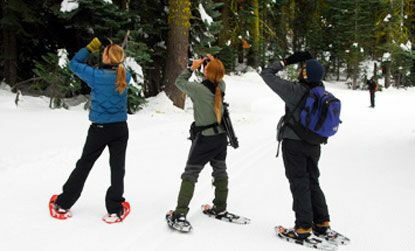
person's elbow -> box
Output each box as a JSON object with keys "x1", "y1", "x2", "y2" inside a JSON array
[{"x1": 68, "y1": 59, "x2": 77, "y2": 74}]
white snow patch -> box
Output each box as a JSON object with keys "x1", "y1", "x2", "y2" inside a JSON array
[
  {"x1": 60, "y1": 0, "x2": 79, "y2": 12},
  {"x1": 383, "y1": 52, "x2": 391, "y2": 61},
  {"x1": 57, "y1": 49, "x2": 69, "y2": 69},
  {"x1": 125, "y1": 57, "x2": 144, "y2": 86},
  {"x1": 156, "y1": 41, "x2": 167, "y2": 49},
  {"x1": 384, "y1": 13, "x2": 392, "y2": 22},
  {"x1": 0, "y1": 81, "x2": 11, "y2": 91},
  {"x1": 400, "y1": 41, "x2": 412, "y2": 52},
  {"x1": 199, "y1": 3, "x2": 213, "y2": 25}
]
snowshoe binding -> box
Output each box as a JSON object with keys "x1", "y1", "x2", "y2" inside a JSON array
[
  {"x1": 275, "y1": 225, "x2": 338, "y2": 251},
  {"x1": 201, "y1": 204, "x2": 250, "y2": 224},
  {"x1": 313, "y1": 223, "x2": 350, "y2": 246},
  {"x1": 49, "y1": 194, "x2": 72, "y2": 220},
  {"x1": 102, "y1": 201, "x2": 131, "y2": 224},
  {"x1": 165, "y1": 210, "x2": 192, "y2": 233}
]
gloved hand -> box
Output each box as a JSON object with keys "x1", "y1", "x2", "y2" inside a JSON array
[
  {"x1": 86, "y1": 37, "x2": 102, "y2": 53},
  {"x1": 283, "y1": 51, "x2": 313, "y2": 66}
]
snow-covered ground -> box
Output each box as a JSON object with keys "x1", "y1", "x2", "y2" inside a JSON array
[{"x1": 1, "y1": 73, "x2": 414, "y2": 251}]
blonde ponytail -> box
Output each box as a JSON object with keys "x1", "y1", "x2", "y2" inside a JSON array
[
  {"x1": 116, "y1": 64, "x2": 127, "y2": 94},
  {"x1": 101, "y1": 44, "x2": 127, "y2": 94}
]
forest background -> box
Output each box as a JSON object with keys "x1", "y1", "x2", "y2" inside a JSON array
[{"x1": 1, "y1": 0, "x2": 414, "y2": 110}]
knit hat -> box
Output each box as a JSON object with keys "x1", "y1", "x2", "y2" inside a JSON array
[{"x1": 304, "y1": 59, "x2": 325, "y2": 83}]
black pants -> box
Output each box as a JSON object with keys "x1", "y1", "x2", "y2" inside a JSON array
[
  {"x1": 282, "y1": 139, "x2": 330, "y2": 229},
  {"x1": 181, "y1": 133, "x2": 228, "y2": 183},
  {"x1": 370, "y1": 91, "x2": 375, "y2": 107},
  {"x1": 56, "y1": 122, "x2": 128, "y2": 214}
]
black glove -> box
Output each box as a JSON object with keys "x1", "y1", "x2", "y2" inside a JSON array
[
  {"x1": 98, "y1": 36, "x2": 113, "y2": 47},
  {"x1": 283, "y1": 52, "x2": 313, "y2": 65}
]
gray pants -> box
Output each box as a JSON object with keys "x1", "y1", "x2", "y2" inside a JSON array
[{"x1": 181, "y1": 133, "x2": 228, "y2": 183}]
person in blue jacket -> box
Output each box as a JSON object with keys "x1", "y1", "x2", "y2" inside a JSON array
[{"x1": 49, "y1": 37, "x2": 132, "y2": 224}]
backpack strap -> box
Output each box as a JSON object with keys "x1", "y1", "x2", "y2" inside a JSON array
[
  {"x1": 188, "y1": 80, "x2": 224, "y2": 138},
  {"x1": 283, "y1": 89, "x2": 309, "y2": 125},
  {"x1": 201, "y1": 80, "x2": 225, "y2": 97},
  {"x1": 275, "y1": 87, "x2": 309, "y2": 157}
]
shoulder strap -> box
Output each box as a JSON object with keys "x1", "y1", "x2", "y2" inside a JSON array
[
  {"x1": 201, "y1": 80, "x2": 225, "y2": 97},
  {"x1": 283, "y1": 85, "x2": 310, "y2": 123}
]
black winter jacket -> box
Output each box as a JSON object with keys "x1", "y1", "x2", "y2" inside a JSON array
[{"x1": 260, "y1": 62, "x2": 308, "y2": 141}]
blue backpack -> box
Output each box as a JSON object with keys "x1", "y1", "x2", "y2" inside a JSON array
[
  {"x1": 299, "y1": 86, "x2": 341, "y2": 138},
  {"x1": 279, "y1": 85, "x2": 341, "y2": 146}
]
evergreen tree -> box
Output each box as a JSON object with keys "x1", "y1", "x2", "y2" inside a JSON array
[
  {"x1": 190, "y1": 0, "x2": 223, "y2": 57},
  {"x1": 1, "y1": 0, "x2": 42, "y2": 86},
  {"x1": 32, "y1": 52, "x2": 81, "y2": 108}
]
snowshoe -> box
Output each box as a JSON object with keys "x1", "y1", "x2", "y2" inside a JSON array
[
  {"x1": 313, "y1": 227, "x2": 350, "y2": 246},
  {"x1": 275, "y1": 225, "x2": 338, "y2": 251},
  {"x1": 165, "y1": 210, "x2": 192, "y2": 233},
  {"x1": 201, "y1": 204, "x2": 250, "y2": 224},
  {"x1": 102, "y1": 201, "x2": 131, "y2": 224},
  {"x1": 49, "y1": 194, "x2": 72, "y2": 220}
]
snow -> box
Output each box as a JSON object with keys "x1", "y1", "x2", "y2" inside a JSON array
[
  {"x1": 400, "y1": 41, "x2": 412, "y2": 52},
  {"x1": 125, "y1": 57, "x2": 144, "y2": 84},
  {"x1": 60, "y1": 0, "x2": 79, "y2": 12},
  {"x1": 61, "y1": 0, "x2": 111, "y2": 12},
  {"x1": 1, "y1": 73, "x2": 415, "y2": 250},
  {"x1": 58, "y1": 49, "x2": 69, "y2": 69},
  {"x1": 199, "y1": 3, "x2": 213, "y2": 25},
  {"x1": 361, "y1": 60, "x2": 382, "y2": 79},
  {"x1": 0, "y1": 81, "x2": 11, "y2": 91},
  {"x1": 382, "y1": 52, "x2": 391, "y2": 61}
]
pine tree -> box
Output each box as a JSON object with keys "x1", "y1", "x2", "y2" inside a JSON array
[
  {"x1": 1, "y1": 0, "x2": 41, "y2": 86},
  {"x1": 32, "y1": 52, "x2": 81, "y2": 109},
  {"x1": 190, "y1": 0, "x2": 223, "y2": 57}
]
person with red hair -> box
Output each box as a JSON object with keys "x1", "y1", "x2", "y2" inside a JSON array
[{"x1": 166, "y1": 55, "x2": 247, "y2": 232}]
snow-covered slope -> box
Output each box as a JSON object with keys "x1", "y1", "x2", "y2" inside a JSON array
[{"x1": 1, "y1": 73, "x2": 414, "y2": 251}]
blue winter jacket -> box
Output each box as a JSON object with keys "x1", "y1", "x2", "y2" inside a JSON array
[{"x1": 69, "y1": 48, "x2": 132, "y2": 124}]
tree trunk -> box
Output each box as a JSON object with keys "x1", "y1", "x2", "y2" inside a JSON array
[
  {"x1": 248, "y1": 0, "x2": 260, "y2": 68},
  {"x1": 352, "y1": 64, "x2": 358, "y2": 90},
  {"x1": 336, "y1": 57, "x2": 340, "y2": 81},
  {"x1": 164, "y1": 0, "x2": 191, "y2": 109},
  {"x1": 218, "y1": 0, "x2": 230, "y2": 47},
  {"x1": 2, "y1": 29, "x2": 17, "y2": 86},
  {"x1": 144, "y1": 56, "x2": 163, "y2": 97},
  {"x1": 384, "y1": 61, "x2": 391, "y2": 88},
  {"x1": 1, "y1": 1, "x2": 17, "y2": 87}
]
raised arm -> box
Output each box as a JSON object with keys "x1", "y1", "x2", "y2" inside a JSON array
[
  {"x1": 68, "y1": 48, "x2": 96, "y2": 88},
  {"x1": 175, "y1": 69, "x2": 201, "y2": 96},
  {"x1": 260, "y1": 62, "x2": 305, "y2": 106}
]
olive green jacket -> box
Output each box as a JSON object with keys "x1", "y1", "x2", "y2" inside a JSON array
[{"x1": 175, "y1": 69, "x2": 226, "y2": 136}]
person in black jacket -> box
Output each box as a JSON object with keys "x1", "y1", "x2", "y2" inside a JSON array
[
  {"x1": 367, "y1": 76, "x2": 378, "y2": 108},
  {"x1": 260, "y1": 52, "x2": 332, "y2": 241}
]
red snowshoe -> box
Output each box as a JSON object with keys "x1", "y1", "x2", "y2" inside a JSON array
[
  {"x1": 102, "y1": 201, "x2": 131, "y2": 224},
  {"x1": 49, "y1": 194, "x2": 72, "y2": 220}
]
